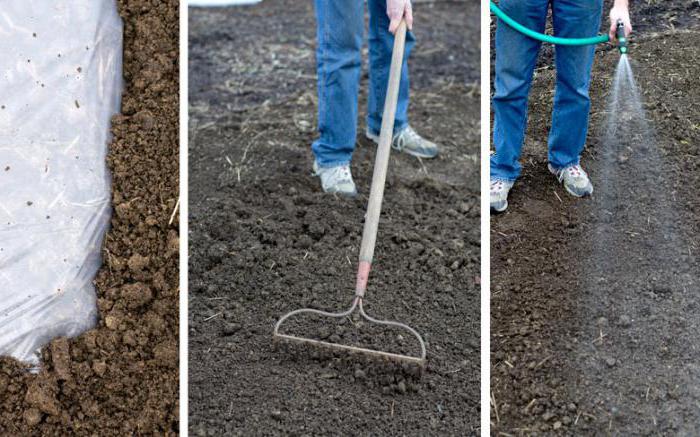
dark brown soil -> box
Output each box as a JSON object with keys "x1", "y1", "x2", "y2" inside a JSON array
[
  {"x1": 0, "y1": 1, "x2": 179, "y2": 435},
  {"x1": 491, "y1": 22, "x2": 700, "y2": 437},
  {"x1": 188, "y1": 0, "x2": 480, "y2": 435}
]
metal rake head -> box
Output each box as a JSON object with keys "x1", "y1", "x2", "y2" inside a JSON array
[{"x1": 273, "y1": 296, "x2": 426, "y2": 367}]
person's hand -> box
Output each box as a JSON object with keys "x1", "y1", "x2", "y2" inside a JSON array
[
  {"x1": 609, "y1": 6, "x2": 632, "y2": 42},
  {"x1": 387, "y1": 0, "x2": 413, "y2": 34}
]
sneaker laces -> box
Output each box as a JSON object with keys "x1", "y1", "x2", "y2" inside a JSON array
[
  {"x1": 567, "y1": 165, "x2": 583, "y2": 178},
  {"x1": 327, "y1": 164, "x2": 352, "y2": 183},
  {"x1": 490, "y1": 179, "x2": 505, "y2": 194},
  {"x1": 554, "y1": 164, "x2": 583, "y2": 182}
]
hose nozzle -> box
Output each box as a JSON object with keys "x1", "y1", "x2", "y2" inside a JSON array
[{"x1": 616, "y1": 19, "x2": 628, "y2": 55}]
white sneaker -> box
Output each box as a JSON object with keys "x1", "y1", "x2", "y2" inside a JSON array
[
  {"x1": 366, "y1": 125, "x2": 439, "y2": 159},
  {"x1": 490, "y1": 178, "x2": 514, "y2": 213},
  {"x1": 312, "y1": 161, "x2": 358, "y2": 197},
  {"x1": 548, "y1": 163, "x2": 593, "y2": 197}
]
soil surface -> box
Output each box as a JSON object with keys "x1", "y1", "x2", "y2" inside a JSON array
[
  {"x1": 189, "y1": 1, "x2": 480, "y2": 435},
  {"x1": 490, "y1": 12, "x2": 700, "y2": 437},
  {"x1": 0, "y1": 1, "x2": 179, "y2": 435}
]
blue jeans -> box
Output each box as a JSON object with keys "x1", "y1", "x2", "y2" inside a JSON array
[
  {"x1": 491, "y1": 0, "x2": 603, "y2": 181},
  {"x1": 312, "y1": 0, "x2": 416, "y2": 167}
]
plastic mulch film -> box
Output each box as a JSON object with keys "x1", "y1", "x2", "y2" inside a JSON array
[{"x1": 0, "y1": 1, "x2": 123, "y2": 365}]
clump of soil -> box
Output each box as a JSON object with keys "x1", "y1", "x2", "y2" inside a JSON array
[
  {"x1": 491, "y1": 26, "x2": 700, "y2": 436},
  {"x1": 0, "y1": 1, "x2": 179, "y2": 434},
  {"x1": 189, "y1": 1, "x2": 480, "y2": 435}
]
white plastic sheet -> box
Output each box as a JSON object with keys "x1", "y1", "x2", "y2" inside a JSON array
[{"x1": 0, "y1": 1, "x2": 122, "y2": 364}]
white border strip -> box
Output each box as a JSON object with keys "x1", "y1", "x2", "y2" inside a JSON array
[
  {"x1": 179, "y1": 0, "x2": 189, "y2": 434},
  {"x1": 480, "y1": 0, "x2": 491, "y2": 435}
]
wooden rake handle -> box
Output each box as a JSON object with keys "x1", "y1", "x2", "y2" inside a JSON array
[{"x1": 355, "y1": 20, "x2": 407, "y2": 298}]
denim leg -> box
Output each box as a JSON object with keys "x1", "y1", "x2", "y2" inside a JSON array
[
  {"x1": 490, "y1": 0, "x2": 549, "y2": 181},
  {"x1": 366, "y1": 0, "x2": 416, "y2": 135},
  {"x1": 547, "y1": 0, "x2": 603, "y2": 169},
  {"x1": 312, "y1": 0, "x2": 364, "y2": 167}
]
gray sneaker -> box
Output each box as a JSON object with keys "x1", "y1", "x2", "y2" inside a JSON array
[
  {"x1": 549, "y1": 163, "x2": 593, "y2": 197},
  {"x1": 366, "y1": 125, "x2": 439, "y2": 159},
  {"x1": 312, "y1": 161, "x2": 358, "y2": 197},
  {"x1": 490, "y1": 178, "x2": 514, "y2": 213}
]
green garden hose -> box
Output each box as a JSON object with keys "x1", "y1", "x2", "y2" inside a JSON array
[{"x1": 490, "y1": 1, "x2": 610, "y2": 46}]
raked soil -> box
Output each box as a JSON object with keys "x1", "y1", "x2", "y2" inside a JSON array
[
  {"x1": 188, "y1": 0, "x2": 480, "y2": 435},
  {"x1": 491, "y1": 27, "x2": 700, "y2": 436},
  {"x1": 0, "y1": 1, "x2": 179, "y2": 434}
]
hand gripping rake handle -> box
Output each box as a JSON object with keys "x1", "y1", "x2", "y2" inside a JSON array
[{"x1": 356, "y1": 20, "x2": 407, "y2": 299}]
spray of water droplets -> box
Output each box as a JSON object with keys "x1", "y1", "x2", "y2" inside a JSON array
[
  {"x1": 571, "y1": 52, "x2": 700, "y2": 433},
  {"x1": 601, "y1": 55, "x2": 655, "y2": 161}
]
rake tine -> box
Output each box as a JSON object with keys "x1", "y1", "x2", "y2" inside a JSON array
[{"x1": 274, "y1": 333, "x2": 426, "y2": 366}]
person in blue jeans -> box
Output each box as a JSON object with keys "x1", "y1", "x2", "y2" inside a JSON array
[
  {"x1": 312, "y1": 0, "x2": 439, "y2": 197},
  {"x1": 490, "y1": 0, "x2": 632, "y2": 212}
]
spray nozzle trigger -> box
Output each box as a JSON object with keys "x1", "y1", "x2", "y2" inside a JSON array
[{"x1": 616, "y1": 19, "x2": 628, "y2": 55}]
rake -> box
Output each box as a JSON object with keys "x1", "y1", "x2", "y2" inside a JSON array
[{"x1": 273, "y1": 20, "x2": 426, "y2": 367}]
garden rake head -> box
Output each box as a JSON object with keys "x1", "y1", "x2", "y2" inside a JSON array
[
  {"x1": 273, "y1": 294, "x2": 427, "y2": 367},
  {"x1": 273, "y1": 20, "x2": 426, "y2": 368}
]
